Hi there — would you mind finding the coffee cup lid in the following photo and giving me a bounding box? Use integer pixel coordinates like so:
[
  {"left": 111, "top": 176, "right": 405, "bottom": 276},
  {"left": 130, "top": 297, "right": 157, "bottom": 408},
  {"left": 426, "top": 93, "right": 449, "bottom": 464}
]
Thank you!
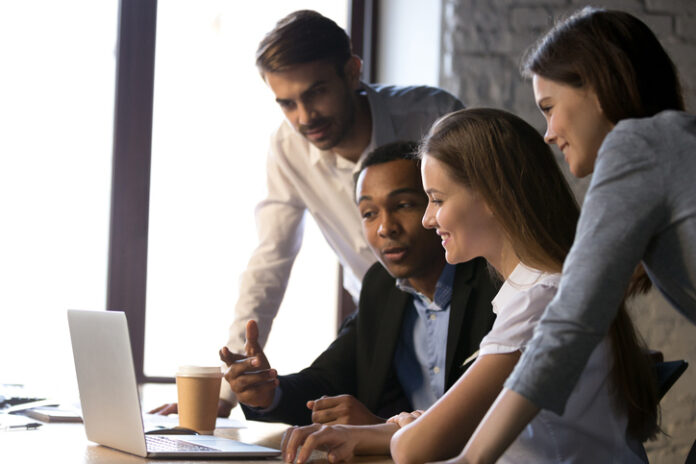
[{"left": 176, "top": 365, "right": 223, "bottom": 377}]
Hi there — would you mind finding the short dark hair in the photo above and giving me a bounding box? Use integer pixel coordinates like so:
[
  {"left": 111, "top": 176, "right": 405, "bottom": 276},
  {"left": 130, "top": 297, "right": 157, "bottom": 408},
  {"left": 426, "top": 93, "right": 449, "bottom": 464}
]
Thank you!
[
  {"left": 256, "top": 10, "right": 353, "bottom": 76},
  {"left": 353, "top": 141, "right": 420, "bottom": 188},
  {"left": 521, "top": 7, "right": 684, "bottom": 124}
]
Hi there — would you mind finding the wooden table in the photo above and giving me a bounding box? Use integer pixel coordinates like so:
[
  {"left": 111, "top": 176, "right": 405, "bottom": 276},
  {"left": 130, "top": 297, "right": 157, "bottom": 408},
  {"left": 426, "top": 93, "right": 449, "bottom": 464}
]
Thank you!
[{"left": 0, "top": 420, "right": 395, "bottom": 463}]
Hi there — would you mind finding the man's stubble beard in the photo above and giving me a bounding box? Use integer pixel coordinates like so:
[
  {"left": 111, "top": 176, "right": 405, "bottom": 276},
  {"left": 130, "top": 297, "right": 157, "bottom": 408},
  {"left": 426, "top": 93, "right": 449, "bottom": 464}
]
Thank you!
[{"left": 307, "top": 85, "right": 357, "bottom": 151}]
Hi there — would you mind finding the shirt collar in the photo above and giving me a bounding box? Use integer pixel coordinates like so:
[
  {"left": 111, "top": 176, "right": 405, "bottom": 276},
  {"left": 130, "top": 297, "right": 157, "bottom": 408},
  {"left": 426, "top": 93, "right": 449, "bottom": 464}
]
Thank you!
[
  {"left": 491, "top": 262, "right": 548, "bottom": 314},
  {"left": 361, "top": 83, "right": 396, "bottom": 148},
  {"left": 396, "top": 263, "right": 455, "bottom": 310}
]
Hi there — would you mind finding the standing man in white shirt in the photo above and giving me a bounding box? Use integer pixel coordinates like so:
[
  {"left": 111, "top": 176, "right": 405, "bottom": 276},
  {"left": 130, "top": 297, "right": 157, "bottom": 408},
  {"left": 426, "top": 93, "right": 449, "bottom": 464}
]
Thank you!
[{"left": 152, "top": 9, "right": 463, "bottom": 417}]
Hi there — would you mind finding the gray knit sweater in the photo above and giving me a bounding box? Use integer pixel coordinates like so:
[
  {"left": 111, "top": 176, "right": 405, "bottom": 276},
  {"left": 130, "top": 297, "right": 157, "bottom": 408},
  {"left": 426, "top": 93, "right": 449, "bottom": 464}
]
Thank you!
[{"left": 507, "top": 110, "right": 696, "bottom": 414}]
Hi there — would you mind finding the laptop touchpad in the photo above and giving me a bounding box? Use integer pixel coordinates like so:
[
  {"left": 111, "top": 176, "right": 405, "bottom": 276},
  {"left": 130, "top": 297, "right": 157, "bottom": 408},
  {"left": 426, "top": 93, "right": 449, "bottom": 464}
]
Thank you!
[{"left": 182, "top": 435, "right": 277, "bottom": 453}]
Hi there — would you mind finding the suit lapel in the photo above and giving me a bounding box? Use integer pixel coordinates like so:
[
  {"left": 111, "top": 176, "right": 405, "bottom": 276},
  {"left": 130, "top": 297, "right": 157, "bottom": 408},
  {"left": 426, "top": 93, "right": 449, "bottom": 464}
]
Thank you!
[
  {"left": 445, "top": 263, "right": 474, "bottom": 383},
  {"left": 363, "top": 283, "right": 409, "bottom": 410}
]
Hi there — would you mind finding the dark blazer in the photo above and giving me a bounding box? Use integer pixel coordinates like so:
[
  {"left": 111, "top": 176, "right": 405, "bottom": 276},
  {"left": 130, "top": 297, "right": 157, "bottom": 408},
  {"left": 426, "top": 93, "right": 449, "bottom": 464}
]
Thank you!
[{"left": 242, "top": 258, "right": 498, "bottom": 425}]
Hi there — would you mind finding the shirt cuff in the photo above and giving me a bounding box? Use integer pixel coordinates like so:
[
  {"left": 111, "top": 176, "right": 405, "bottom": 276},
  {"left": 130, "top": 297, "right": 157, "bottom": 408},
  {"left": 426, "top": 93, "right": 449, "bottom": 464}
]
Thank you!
[{"left": 247, "top": 386, "right": 283, "bottom": 414}]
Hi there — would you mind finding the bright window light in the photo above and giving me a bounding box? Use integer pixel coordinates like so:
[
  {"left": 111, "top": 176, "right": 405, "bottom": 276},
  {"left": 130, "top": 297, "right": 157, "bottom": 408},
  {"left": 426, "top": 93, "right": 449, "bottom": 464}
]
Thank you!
[
  {"left": 0, "top": 1, "right": 118, "bottom": 398},
  {"left": 145, "top": 1, "right": 348, "bottom": 377}
]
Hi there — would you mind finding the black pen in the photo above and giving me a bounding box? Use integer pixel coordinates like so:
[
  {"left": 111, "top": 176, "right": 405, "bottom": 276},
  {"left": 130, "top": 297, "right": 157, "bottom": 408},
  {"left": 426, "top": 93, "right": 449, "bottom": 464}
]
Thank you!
[{"left": 1, "top": 422, "right": 43, "bottom": 431}]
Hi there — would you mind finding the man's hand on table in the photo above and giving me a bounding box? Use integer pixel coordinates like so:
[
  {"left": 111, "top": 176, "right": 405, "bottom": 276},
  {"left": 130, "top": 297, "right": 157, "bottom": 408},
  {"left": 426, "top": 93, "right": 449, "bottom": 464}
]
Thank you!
[{"left": 307, "top": 394, "right": 384, "bottom": 425}]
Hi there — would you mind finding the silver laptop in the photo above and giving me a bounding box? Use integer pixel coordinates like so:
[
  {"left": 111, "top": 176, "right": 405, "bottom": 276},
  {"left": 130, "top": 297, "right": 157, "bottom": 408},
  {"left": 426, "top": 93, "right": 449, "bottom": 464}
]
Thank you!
[{"left": 67, "top": 309, "right": 280, "bottom": 458}]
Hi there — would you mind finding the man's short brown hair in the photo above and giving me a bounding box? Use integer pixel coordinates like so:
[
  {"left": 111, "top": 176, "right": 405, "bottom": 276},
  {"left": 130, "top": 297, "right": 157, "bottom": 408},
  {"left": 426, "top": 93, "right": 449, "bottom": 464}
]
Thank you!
[{"left": 256, "top": 10, "right": 352, "bottom": 76}]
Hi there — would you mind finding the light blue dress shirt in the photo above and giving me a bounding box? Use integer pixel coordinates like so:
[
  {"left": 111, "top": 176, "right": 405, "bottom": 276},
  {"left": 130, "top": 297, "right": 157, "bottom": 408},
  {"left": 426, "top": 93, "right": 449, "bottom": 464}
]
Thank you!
[{"left": 394, "top": 264, "right": 455, "bottom": 410}]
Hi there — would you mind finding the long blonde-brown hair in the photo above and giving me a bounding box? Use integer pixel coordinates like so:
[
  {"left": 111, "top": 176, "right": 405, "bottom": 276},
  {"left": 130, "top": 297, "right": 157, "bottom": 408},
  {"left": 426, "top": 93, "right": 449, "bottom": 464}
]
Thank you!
[{"left": 421, "top": 108, "right": 659, "bottom": 441}]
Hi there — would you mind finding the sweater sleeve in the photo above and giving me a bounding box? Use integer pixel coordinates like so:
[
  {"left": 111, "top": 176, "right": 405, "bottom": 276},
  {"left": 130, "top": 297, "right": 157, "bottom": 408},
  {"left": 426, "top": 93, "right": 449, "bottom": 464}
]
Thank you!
[{"left": 505, "top": 125, "right": 666, "bottom": 414}]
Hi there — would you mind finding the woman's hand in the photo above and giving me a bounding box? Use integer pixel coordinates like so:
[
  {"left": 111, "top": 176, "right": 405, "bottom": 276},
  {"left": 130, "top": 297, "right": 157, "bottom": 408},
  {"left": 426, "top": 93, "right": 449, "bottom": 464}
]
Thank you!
[{"left": 386, "top": 410, "right": 424, "bottom": 428}]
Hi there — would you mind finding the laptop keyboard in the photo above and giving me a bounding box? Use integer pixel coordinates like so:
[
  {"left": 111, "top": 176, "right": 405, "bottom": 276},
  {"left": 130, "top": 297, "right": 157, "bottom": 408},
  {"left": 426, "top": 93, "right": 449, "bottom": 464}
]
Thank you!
[{"left": 146, "top": 435, "right": 218, "bottom": 452}]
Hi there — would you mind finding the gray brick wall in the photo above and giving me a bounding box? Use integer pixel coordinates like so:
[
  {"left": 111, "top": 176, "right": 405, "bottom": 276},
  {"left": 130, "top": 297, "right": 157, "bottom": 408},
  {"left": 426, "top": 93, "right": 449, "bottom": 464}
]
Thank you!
[{"left": 439, "top": 1, "right": 696, "bottom": 462}]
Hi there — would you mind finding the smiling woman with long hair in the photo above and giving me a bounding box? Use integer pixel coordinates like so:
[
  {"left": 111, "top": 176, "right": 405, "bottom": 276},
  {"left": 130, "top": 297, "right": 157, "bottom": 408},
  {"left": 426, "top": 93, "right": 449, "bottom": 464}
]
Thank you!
[
  {"left": 447, "top": 7, "right": 696, "bottom": 463},
  {"left": 388, "top": 107, "right": 657, "bottom": 463}
]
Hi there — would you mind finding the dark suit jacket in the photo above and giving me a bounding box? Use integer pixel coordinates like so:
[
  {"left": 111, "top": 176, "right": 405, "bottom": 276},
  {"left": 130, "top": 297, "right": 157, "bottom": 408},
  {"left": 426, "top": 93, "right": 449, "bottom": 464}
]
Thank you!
[{"left": 242, "top": 258, "right": 498, "bottom": 425}]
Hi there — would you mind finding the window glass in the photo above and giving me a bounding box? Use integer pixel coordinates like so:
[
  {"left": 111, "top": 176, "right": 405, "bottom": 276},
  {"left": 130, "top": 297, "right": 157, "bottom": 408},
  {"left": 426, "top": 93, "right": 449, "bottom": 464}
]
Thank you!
[
  {"left": 146, "top": 1, "right": 348, "bottom": 377},
  {"left": 0, "top": 1, "right": 118, "bottom": 397}
]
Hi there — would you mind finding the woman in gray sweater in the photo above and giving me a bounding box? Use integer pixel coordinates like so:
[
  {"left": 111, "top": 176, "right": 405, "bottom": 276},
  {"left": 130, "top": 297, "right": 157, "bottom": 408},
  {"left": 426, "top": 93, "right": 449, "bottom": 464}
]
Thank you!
[{"left": 449, "top": 7, "right": 696, "bottom": 464}]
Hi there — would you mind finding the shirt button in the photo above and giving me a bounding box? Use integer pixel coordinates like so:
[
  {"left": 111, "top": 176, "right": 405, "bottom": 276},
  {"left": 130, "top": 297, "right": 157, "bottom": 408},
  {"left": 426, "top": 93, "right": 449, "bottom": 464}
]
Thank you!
[
  {"left": 429, "top": 314, "right": 436, "bottom": 320},
  {"left": 433, "top": 366, "right": 440, "bottom": 374}
]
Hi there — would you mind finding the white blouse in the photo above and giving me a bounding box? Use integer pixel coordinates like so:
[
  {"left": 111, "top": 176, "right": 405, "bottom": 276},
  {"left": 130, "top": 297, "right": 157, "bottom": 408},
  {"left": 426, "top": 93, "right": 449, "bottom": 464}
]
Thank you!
[{"left": 481, "top": 264, "right": 647, "bottom": 463}]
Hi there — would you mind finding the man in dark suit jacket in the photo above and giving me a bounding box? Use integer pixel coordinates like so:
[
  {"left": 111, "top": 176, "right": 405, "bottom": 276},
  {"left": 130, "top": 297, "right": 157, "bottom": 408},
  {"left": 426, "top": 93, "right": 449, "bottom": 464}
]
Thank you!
[{"left": 220, "top": 141, "right": 498, "bottom": 426}]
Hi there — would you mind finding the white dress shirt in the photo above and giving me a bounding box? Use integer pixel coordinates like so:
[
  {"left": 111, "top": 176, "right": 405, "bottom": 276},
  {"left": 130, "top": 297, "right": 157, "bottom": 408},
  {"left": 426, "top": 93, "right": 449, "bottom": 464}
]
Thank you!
[
  {"left": 483, "top": 264, "right": 647, "bottom": 463},
  {"left": 221, "top": 83, "right": 463, "bottom": 402}
]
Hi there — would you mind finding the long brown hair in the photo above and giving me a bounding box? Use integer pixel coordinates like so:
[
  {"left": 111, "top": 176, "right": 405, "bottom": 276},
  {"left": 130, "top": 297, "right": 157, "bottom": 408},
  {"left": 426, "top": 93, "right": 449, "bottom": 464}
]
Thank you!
[
  {"left": 522, "top": 7, "right": 678, "bottom": 322},
  {"left": 521, "top": 7, "right": 684, "bottom": 123},
  {"left": 421, "top": 108, "right": 659, "bottom": 441}
]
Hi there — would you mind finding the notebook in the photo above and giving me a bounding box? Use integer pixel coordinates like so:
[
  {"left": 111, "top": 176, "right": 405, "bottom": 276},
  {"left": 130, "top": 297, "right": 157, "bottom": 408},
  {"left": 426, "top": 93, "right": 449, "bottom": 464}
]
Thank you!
[
  {"left": 67, "top": 309, "right": 280, "bottom": 458},
  {"left": 23, "top": 405, "right": 83, "bottom": 423}
]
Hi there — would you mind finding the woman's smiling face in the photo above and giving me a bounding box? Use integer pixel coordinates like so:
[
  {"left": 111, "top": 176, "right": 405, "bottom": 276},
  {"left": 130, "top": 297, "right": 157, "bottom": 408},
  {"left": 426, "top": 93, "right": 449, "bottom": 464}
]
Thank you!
[
  {"left": 420, "top": 155, "right": 502, "bottom": 266},
  {"left": 533, "top": 74, "right": 614, "bottom": 178}
]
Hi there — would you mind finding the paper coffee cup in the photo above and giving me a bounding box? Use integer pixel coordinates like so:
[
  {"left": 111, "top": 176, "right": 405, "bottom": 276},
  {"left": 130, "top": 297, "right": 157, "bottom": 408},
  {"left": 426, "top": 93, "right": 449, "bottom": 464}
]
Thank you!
[{"left": 176, "top": 366, "right": 223, "bottom": 434}]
